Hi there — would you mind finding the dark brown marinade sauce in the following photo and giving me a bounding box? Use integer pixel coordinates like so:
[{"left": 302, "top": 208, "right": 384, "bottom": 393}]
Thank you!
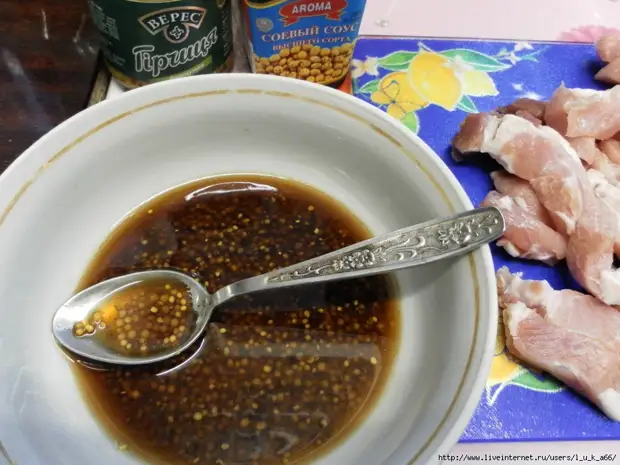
[{"left": 73, "top": 174, "right": 400, "bottom": 465}]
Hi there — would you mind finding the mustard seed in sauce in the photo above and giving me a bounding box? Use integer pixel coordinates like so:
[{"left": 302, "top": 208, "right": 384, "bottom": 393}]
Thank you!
[
  {"left": 72, "top": 279, "right": 195, "bottom": 356},
  {"left": 73, "top": 175, "right": 399, "bottom": 465}
]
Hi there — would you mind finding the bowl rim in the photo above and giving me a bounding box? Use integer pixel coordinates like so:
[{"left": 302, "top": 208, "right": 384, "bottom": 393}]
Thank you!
[{"left": 0, "top": 73, "right": 497, "bottom": 465}]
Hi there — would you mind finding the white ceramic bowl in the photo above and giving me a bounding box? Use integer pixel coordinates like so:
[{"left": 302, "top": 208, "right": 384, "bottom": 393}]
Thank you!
[{"left": 0, "top": 74, "right": 496, "bottom": 465}]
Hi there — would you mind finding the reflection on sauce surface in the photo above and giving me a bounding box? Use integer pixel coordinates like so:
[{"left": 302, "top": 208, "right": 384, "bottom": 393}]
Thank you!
[{"left": 74, "top": 175, "right": 400, "bottom": 465}]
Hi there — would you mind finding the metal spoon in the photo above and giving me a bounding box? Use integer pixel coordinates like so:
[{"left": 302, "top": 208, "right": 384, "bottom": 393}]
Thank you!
[{"left": 52, "top": 206, "right": 504, "bottom": 366}]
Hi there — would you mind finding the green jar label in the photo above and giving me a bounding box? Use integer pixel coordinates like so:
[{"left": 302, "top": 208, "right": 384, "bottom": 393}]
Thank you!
[{"left": 88, "top": 0, "right": 233, "bottom": 87}]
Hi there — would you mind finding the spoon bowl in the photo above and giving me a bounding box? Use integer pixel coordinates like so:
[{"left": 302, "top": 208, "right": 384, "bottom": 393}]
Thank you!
[
  {"left": 52, "top": 206, "right": 505, "bottom": 366},
  {"left": 52, "top": 270, "right": 212, "bottom": 365}
]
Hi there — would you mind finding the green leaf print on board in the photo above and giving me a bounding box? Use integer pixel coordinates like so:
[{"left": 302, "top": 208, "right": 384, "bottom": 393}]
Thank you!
[
  {"left": 400, "top": 112, "right": 420, "bottom": 134},
  {"left": 440, "top": 49, "right": 511, "bottom": 72},
  {"left": 358, "top": 79, "right": 380, "bottom": 94},
  {"left": 377, "top": 51, "right": 418, "bottom": 71},
  {"left": 510, "top": 371, "right": 564, "bottom": 393},
  {"left": 456, "top": 95, "right": 479, "bottom": 113}
]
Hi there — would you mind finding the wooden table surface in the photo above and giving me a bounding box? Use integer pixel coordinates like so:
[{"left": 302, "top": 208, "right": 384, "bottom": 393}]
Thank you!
[{"left": 0, "top": 0, "right": 101, "bottom": 174}]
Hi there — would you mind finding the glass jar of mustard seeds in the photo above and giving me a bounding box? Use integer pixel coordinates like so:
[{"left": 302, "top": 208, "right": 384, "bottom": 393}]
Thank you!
[
  {"left": 87, "top": 0, "right": 234, "bottom": 89},
  {"left": 241, "top": 0, "right": 366, "bottom": 87}
]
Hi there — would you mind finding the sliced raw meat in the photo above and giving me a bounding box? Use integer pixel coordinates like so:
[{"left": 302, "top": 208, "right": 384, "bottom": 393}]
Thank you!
[
  {"left": 498, "top": 267, "right": 620, "bottom": 421},
  {"left": 567, "top": 136, "right": 599, "bottom": 166},
  {"left": 599, "top": 139, "right": 620, "bottom": 164},
  {"left": 452, "top": 112, "right": 499, "bottom": 160},
  {"left": 591, "top": 149, "right": 620, "bottom": 184},
  {"left": 597, "top": 35, "right": 620, "bottom": 63},
  {"left": 544, "top": 85, "right": 620, "bottom": 140},
  {"left": 490, "top": 171, "right": 553, "bottom": 227},
  {"left": 595, "top": 58, "right": 620, "bottom": 85},
  {"left": 544, "top": 86, "right": 575, "bottom": 135},
  {"left": 498, "top": 98, "right": 546, "bottom": 120},
  {"left": 482, "top": 191, "right": 566, "bottom": 263},
  {"left": 586, "top": 169, "right": 620, "bottom": 256},
  {"left": 514, "top": 110, "right": 542, "bottom": 127},
  {"left": 566, "top": 190, "right": 620, "bottom": 305},
  {"left": 453, "top": 113, "right": 586, "bottom": 236},
  {"left": 498, "top": 267, "right": 620, "bottom": 341}
]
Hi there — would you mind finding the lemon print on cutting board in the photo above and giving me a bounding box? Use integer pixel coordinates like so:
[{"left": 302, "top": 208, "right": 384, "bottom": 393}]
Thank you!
[
  {"left": 407, "top": 50, "right": 498, "bottom": 111},
  {"left": 357, "top": 41, "right": 548, "bottom": 135}
]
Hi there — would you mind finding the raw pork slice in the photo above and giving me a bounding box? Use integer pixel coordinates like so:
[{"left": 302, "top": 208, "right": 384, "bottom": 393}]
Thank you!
[
  {"left": 566, "top": 136, "right": 599, "bottom": 166},
  {"left": 566, "top": 190, "right": 620, "bottom": 305},
  {"left": 596, "top": 35, "right": 620, "bottom": 85},
  {"left": 453, "top": 113, "right": 586, "bottom": 236},
  {"left": 498, "top": 98, "right": 546, "bottom": 119},
  {"left": 586, "top": 169, "right": 620, "bottom": 256},
  {"left": 544, "top": 85, "right": 620, "bottom": 140},
  {"left": 482, "top": 191, "right": 566, "bottom": 263},
  {"left": 591, "top": 149, "right": 620, "bottom": 184},
  {"left": 451, "top": 112, "right": 498, "bottom": 160},
  {"left": 599, "top": 139, "right": 620, "bottom": 165},
  {"left": 490, "top": 171, "right": 553, "bottom": 227},
  {"left": 595, "top": 58, "right": 620, "bottom": 85},
  {"left": 497, "top": 98, "right": 545, "bottom": 126},
  {"left": 498, "top": 267, "right": 620, "bottom": 421},
  {"left": 543, "top": 86, "right": 575, "bottom": 135},
  {"left": 597, "top": 35, "right": 620, "bottom": 63}
]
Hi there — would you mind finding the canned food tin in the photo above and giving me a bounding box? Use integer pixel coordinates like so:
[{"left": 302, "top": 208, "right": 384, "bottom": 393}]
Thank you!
[
  {"left": 242, "top": 0, "right": 366, "bottom": 86},
  {"left": 88, "top": 0, "right": 234, "bottom": 89}
]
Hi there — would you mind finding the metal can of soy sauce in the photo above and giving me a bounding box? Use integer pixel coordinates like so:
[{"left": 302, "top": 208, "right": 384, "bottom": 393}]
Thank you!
[
  {"left": 87, "top": 0, "right": 234, "bottom": 89},
  {"left": 241, "top": 0, "right": 366, "bottom": 87}
]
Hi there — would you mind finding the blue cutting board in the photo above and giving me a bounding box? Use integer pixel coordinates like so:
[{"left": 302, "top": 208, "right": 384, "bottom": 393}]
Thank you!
[{"left": 351, "top": 35, "right": 618, "bottom": 442}]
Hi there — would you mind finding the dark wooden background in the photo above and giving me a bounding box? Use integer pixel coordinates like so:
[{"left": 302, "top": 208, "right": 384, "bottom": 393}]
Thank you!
[{"left": 0, "top": 0, "right": 100, "bottom": 173}]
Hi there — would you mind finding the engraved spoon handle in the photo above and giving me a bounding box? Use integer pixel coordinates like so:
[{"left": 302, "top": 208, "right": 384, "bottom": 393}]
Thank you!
[{"left": 213, "top": 207, "right": 504, "bottom": 306}]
